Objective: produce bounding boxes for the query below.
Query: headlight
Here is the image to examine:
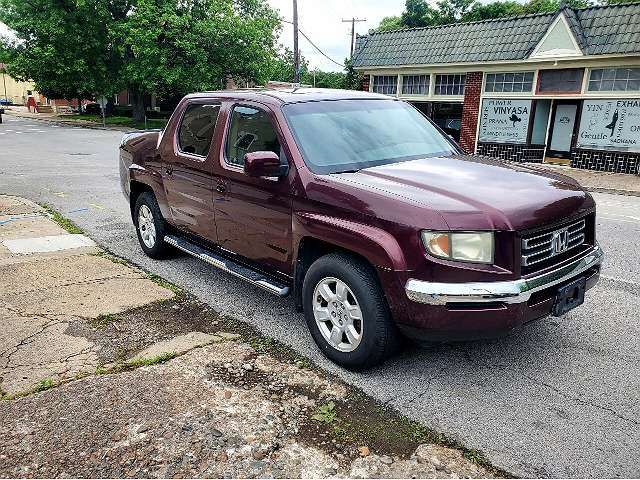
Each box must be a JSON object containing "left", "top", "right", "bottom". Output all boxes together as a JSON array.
[{"left": 421, "top": 231, "right": 494, "bottom": 264}]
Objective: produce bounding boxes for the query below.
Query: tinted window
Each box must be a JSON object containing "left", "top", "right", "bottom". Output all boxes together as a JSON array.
[
  {"left": 538, "top": 69, "right": 583, "bottom": 93},
  {"left": 226, "top": 106, "right": 281, "bottom": 166},
  {"left": 283, "top": 100, "right": 456, "bottom": 174},
  {"left": 178, "top": 104, "right": 220, "bottom": 157}
]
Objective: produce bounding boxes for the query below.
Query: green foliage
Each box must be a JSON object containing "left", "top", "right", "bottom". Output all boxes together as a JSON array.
[
  {"left": 377, "top": 15, "right": 403, "bottom": 32},
  {"left": 376, "top": 0, "right": 599, "bottom": 31},
  {"left": 34, "top": 378, "right": 55, "bottom": 392},
  {"left": 311, "top": 401, "right": 337, "bottom": 424},
  {"left": 0, "top": 0, "right": 281, "bottom": 118}
]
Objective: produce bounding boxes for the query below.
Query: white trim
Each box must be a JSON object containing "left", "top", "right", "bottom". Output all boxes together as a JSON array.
[
  {"left": 542, "top": 99, "right": 555, "bottom": 158},
  {"left": 354, "top": 52, "right": 640, "bottom": 72},
  {"left": 530, "top": 13, "right": 583, "bottom": 59}
]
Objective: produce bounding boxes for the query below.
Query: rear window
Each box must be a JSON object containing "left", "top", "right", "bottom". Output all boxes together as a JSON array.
[{"left": 177, "top": 104, "right": 220, "bottom": 157}]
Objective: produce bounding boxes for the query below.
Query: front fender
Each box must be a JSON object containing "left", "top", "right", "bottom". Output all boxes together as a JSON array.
[{"left": 293, "top": 212, "right": 407, "bottom": 271}]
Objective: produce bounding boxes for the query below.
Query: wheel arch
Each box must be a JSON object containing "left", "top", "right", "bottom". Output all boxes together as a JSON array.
[{"left": 292, "top": 213, "right": 408, "bottom": 312}]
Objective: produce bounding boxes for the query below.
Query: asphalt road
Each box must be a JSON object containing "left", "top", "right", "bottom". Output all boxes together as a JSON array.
[{"left": 1, "top": 114, "right": 639, "bottom": 478}]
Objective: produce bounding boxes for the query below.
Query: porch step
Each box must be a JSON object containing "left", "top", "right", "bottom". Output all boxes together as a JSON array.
[{"left": 164, "top": 235, "right": 290, "bottom": 297}]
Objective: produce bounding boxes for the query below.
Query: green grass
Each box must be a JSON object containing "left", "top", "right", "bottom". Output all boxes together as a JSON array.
[
  {"left": 97, "top": 352, "right": 177, "bottom": 375},
  {"left": 39, "top": 204, "right": 83, "bottom": 234},
  {"left": 71, "top": 114, "right": 168, "bottom": 130}
]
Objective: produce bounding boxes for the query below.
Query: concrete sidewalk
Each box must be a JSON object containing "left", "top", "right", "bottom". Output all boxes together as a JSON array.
[
  {"left": 0, "top": 195, "right": 498, "bottom": 479},
  {"left": 0, "top": 195, "right": 173, "bottom": 394}
]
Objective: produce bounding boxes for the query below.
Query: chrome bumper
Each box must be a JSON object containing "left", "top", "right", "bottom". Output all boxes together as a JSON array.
[{"left": 405, "top": 243, "right": 604, "bottom": 305}]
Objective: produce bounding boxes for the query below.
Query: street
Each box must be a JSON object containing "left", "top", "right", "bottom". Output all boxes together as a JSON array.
[{"left": 1, "top": 114, "right": 639, "bottom": 478}]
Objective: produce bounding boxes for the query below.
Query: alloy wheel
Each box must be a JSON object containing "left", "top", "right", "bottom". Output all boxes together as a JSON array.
[
  {"left": 138, "top": 204, "right": 156, "bottom": 248},
  {"left": 312, "top": 277, "right": 363, "bottom": 352}
]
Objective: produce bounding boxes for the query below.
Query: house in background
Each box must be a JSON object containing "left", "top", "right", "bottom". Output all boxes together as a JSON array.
[
  {"left": 0, "top": 63, "right": 38, "bottom": 105},
  {"left": 353, "top": 2, "right": 640, "bottom": 174}
]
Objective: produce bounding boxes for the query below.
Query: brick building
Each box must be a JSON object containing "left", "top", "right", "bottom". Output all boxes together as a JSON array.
[{"left": 353, "top": 3, "right": 640, "bottom": 174}]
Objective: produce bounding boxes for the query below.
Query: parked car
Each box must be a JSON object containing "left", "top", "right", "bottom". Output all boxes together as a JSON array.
[{"left": 119, "top": 89, "right": 603, "bottom": 369}]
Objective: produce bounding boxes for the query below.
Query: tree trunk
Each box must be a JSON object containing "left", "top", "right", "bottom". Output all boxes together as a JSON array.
[{"left": 130, "top": 88, "right": 145, "bottom": 123}]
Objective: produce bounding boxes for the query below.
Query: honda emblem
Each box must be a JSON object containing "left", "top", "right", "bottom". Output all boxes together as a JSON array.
[{"left": 552, "top": 229, "right": 569, "bottom": 254}]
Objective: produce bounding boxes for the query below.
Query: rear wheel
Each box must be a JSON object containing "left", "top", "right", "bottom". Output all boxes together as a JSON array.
[
  {"left": 134, "top": 191, "right": 170, "bottom": 258},
  {"left": 302, "top": 253, "right": 399, "bottom": 370}
]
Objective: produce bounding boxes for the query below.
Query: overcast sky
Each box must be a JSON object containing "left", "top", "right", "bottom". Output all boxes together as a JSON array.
[
  {"left": 1, "top": 0, "right": 405, "bottom": 72},
  {"left": 266, "top": 0, "right": 406, "bottom": 72}
]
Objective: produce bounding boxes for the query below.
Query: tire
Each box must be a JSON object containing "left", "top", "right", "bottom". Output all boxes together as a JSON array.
[
  {"left": 302, "top": 252, "right": 399, "bottom": 370},
  {"left": 134, "top": 191, "right": 170, "bottom": 259}
]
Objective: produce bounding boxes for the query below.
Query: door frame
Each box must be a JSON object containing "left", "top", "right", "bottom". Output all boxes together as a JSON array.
[{"left": 545, "top": 99, "right": 581, "bottom": 159}]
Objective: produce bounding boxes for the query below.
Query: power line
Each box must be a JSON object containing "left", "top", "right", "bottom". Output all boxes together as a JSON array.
[{"left": 281, "top": 19, "right": 345, "bottom": 68}]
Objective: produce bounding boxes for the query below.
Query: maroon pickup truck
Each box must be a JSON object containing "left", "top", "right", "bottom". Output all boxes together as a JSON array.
[{"left": 119, "top": 88, "right": 603, "bottom": 369}]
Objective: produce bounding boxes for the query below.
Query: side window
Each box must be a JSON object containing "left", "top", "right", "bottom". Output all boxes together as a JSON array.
[
  {"left": 177, "top": 104, "right": 220, "bottom": 157},
  {"left": 225, "top": 106, "right": 281, "bottom": 167}
]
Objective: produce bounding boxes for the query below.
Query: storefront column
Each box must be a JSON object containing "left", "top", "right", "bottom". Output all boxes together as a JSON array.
[{"left": 459, "top": 72, "right": 483, "bottom": 154}]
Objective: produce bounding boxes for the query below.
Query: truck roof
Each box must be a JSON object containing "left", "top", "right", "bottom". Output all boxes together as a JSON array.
[{"left": 185, "top": 88, "right": 391, "bottom": 105}]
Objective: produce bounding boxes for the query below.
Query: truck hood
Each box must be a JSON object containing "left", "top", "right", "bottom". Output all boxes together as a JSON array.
[{"left": 330, "top": 155, "right": 595, "bottom": 231}]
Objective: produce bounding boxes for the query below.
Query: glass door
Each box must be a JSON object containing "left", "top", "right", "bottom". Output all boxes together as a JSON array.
[{"left": 546, "top": 101, "right": 580, "bottom": 161}]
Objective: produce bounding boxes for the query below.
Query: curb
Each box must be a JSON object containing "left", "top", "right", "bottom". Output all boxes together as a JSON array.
[{"left": 4, "top": 110, "right": 143, "bottom": 133}]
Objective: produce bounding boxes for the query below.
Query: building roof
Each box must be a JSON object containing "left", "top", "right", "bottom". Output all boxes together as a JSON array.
[{"left": 352, "top": 2, "right": 640, "bottom": 68}]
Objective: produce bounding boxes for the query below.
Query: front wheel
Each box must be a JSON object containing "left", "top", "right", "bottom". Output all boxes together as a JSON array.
[
  {"left": 134, "top": 191, "right": 170, "bottom": 258},
  {"left": 302, "top": 253, "right": 399, "bottom": 370}
]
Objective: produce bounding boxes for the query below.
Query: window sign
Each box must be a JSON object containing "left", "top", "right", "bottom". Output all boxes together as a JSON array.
[
  {"left": 479, "top": 99, "right": 532, "bottom": 143},
  {"left": 577, "top": 99, "right": 640, "bottom": 152}
]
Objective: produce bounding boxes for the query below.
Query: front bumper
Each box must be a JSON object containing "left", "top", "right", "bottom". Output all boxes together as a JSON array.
[
  {"left": 405, "top": 243, "right": 604, "bottom": 306},
  {"left": 397, "top": 244, "right": 603, "bottom": 341}
]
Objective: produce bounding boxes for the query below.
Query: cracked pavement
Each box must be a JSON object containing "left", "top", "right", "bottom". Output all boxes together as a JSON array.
[
  {"left": 0, "top": 195, "right": 174, "bottom": 395},
  {"left": 1, "top": 114, "right": 639, "bottom": 477}
]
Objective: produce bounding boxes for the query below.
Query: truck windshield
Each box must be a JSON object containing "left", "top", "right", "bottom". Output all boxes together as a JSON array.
[{"left": 283, "top": 99, "right": 458, "bottom": 174}]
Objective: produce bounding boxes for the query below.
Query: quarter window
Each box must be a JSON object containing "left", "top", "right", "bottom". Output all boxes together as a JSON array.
[
  {"left": 226, "top": 106, "right": 281, "bottom": 167},
  {"left": 588, "top": 67, "right": 640, "bottom": 92},
  {"left": 177, "top": 104, "right": 220, "bottom": 157},
  {"left": 434, "top": 74, "right": 466, "bottom": 96},
  {"left": 372, "top": 75, "right": 398, "bottom": 95},
  {"left": 485, "top": 72, "right": 534, "bottom": 93},
  {"left": 401, "top": 75, "right": 430, "bottom": 95}
]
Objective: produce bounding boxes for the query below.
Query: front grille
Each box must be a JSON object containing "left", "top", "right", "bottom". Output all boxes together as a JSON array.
[{"left": 521, "top": 218, "right": 587, "bottom": 269}]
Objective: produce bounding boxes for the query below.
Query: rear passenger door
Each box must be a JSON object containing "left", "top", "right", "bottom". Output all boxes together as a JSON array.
[
  {"left": 212, "top": 102, "right": 294, "bottom": 275},
  {"left": 161, "top": 101, "right": 221, "bottom": 241}
]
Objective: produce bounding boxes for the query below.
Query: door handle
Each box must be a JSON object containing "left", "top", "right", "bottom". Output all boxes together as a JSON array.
[{"left": 215, "top": 183, "right": 226, "bottom": 194}]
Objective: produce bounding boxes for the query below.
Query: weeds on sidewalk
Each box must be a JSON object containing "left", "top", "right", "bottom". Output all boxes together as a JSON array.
[{"left": 39, "top": 204, "right": 83, "bottom": 234}]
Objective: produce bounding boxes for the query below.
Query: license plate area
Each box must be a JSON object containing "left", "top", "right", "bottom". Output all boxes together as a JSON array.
[{"left": 552, "top": 277, "right": 586, "bottom": 316}]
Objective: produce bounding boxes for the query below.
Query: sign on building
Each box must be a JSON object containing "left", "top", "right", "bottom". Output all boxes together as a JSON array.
[
  {"left": 577, "top": 99, "right": 640, "bottom": 153},
  {"left": 479, "top": 99, "right": 532, "bottom": 144}
]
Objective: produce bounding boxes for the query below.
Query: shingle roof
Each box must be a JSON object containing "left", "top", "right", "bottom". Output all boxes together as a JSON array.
[{"left": 353, "top": 2, "right": 640, "bottom": 67}]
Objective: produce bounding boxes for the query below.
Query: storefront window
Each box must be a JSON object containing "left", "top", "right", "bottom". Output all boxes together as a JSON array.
[
  {"left": 537, "top": 69, "right": 583, "bottom": 93},
  {"left": 434, "top": 74, "right": 466, "bottom": 96},
  {"left": 588, "top": 68, "right": 640, "bottom": 92},
  {"left": 402, "top": 75, "right": 430, "bottom": 95},
  {"left": 485, "top": 72, "right": 534, "bottom": 93},
  {"left": 372, "top": 75, "right": 398, "bottom": 95}
]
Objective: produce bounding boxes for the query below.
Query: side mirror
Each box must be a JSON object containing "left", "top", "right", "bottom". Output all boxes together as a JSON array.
[{"left": 244, "top": 151, "right": 289, "bottom": 178}]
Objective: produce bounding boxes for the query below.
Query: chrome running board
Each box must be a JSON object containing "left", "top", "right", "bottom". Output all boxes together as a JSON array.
[{"left": 164, "top": 235, "right": 290, "bottom": 297}]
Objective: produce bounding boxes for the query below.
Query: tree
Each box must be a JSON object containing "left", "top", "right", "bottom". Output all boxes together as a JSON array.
[
  {"left": 267, "top": 48, "right": 310, "bottom": 84},
  {"left": 0, "top": 0, "right": 122, "bottom": 103},
  {"left": 376, "top": 0, "right": 597, "bottom": 31},
  {"left": 377, "top": 16, "right": 403, "bottom": 32},
  {"left": 0, "top": 0, "right": 281, "bottom": 121}
]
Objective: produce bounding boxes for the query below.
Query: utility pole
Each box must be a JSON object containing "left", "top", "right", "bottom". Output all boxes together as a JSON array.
[
  {"left": 293, "top": 0, "right": 300, "bottom": 84},
  {"left": 342, "top": 17, "right": 366, "bottom": 58}
]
